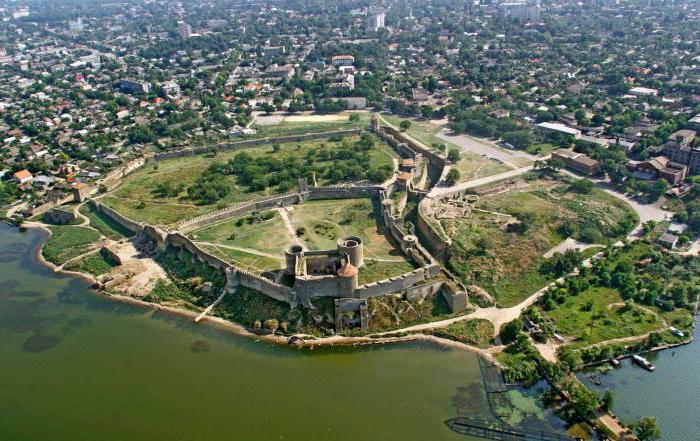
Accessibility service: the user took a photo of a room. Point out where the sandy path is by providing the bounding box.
[543,237,601,258]
[195,241,282,260]
[276,207,305,248]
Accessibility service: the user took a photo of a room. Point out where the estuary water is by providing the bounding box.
[0,224,489,441]
[582,323,700,441]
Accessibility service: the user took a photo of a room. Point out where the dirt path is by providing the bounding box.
[73,203,91,227]
[372,278,560,338]
[543,237,601,258]
[195,241,282,260]
[276,207,305,248]
[429,165,533,197]
[54,244,105,271]
[582,326,670,350]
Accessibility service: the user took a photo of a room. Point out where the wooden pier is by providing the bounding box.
[445,417,574,441]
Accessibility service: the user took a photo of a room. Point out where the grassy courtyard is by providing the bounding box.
[101,134,397,227]
[64,250,119,276]
[253,112,371,138]
[79,204,134,240]
[43,226,102,266]
[190,198,414,281]
[445,175,638,307]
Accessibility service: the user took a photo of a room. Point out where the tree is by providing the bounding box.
[445,168,461,186]
[399,120,412,132]
[601,390,615,411]
[502,130,533,150]
[500,319,523,344]
[570,179,594,194]
[447,148,461,162]
[633,416,661,441]
[349,113,360,122]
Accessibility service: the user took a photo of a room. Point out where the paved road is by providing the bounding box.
[428,166,533,197]
[437,129,541,168]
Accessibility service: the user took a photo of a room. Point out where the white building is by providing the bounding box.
[177,22,192,39]
[366,9,386,32]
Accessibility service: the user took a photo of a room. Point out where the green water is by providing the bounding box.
[0,225,494,441]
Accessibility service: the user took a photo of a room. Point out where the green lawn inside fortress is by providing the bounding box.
[445,175,638,307]
[252,112,371,138]
[100,134,397,227]
[191,198,416,282]
[42,226,102,266]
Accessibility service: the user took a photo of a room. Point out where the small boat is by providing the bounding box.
[669,327,685,338]
[632,354,655,371]
[609,358,621,368]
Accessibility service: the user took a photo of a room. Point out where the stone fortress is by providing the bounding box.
[82,114,471,331]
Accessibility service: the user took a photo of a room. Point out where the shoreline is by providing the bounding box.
[20,220,695,366]
[21,221,496,360]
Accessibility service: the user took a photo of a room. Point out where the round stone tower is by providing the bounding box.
[337,236,364,268]
[284,244,304,275]
[336,260,358,296]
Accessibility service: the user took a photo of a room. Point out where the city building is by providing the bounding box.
[366,8,386,32]
[551,149,599,175]
[498,0,541,20]
[177,22,192,39]
[114,79,150,95]
[331,55,355,67]
[661,130,700,175]
[630,157,687,185]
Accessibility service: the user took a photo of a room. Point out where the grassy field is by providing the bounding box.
[192,210,290,256]
[432,318,495,348]
[191,198,413,281]
[445,176,637,307]
[79,204,134,240]
[291,198,403,260]
[381,114,512,180]
[358,259,417,285]
[198,244,283,274]
[544,287,663,347]
[101,135,397,227]
[253,112,371,138]
[64,250,118,276]
[43,226,101,266]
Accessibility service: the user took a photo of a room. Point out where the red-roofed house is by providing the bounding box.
[14,169,32,184]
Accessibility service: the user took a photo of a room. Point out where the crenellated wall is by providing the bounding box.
[354,267,430,298]
[178,191,305,232]
[154,129,363,161]
[89,152,465,310]
[89,200,143,233]
[416,198,450,262]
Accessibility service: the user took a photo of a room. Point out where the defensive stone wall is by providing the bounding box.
[416,198,450,262]
[236,269,294,304]
[178,185,383,232]
[28,194,75,217]
[165,232,295,303]
[354,267,429,298]
[307,185,383,200]
[89,200,143,234]
[178,191,304,232]
[154,129,363,161]
[373,124,447,170]
[404,281,445,302]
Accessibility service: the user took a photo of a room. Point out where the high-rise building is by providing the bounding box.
[177,21,192,39]
[498,0,541,20]
[69,17,84,31]
[366,8,386,32]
